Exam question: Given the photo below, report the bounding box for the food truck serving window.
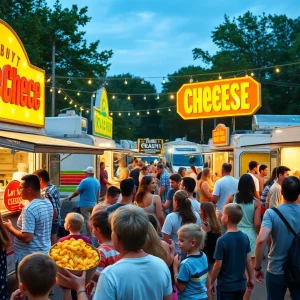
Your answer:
[0,148,31,213]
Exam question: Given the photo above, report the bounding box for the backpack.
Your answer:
[272,207,300,287]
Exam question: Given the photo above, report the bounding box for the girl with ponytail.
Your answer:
[162,190,201,254]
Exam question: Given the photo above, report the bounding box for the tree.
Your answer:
[192,11,300,120]
[106,74,160,140]
[0,0,113,115]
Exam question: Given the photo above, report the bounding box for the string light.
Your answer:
[157,110,160,113]
[93,94,96,98]
[168,108,171,111]
[69,100,73,104]
[110,112,113,116]
[245,73,248,77]
[128,112,131,116]
[80,107,84,111]
[124,79,128,85]
[86,110,89,113]
[46,77,51,82]
[137,112,140,116]
[157,95,160,100]
[58,89,61,93]
[64,96,67,100]
[141,79,145,84]
[67,78,71,84]
[276,67,280,73]
[170,95,175,100]
[50,88,53,92]
[218,74,222,80]
[189,76,193,83]
[88,79,92,84]
[143,95,146,100]
[162,77,166,84]
[147,111,150,114]
[118,112,121,116]
[127,95,131,100]
[77,92,80,96]
[74,104,77,108]
[112,95,115,99]
[251,72,255,77]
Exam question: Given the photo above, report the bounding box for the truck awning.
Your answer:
[241,142,300,148]
[0,131,104,154]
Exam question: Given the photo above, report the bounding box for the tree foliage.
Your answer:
[0,0,113,115]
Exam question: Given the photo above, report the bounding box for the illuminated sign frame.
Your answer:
[212,124,230,146]
[93,88,113,139]
[176,77,261,120]
[0,19,45,128]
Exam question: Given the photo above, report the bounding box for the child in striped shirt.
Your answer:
[86,211,120,296]
[173,223,208,300]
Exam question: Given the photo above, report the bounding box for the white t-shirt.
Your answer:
[212,175,239,213]
[189,198,200,212]
[248,173,259,192]
[162,211,201,253]
[94,255,172,299]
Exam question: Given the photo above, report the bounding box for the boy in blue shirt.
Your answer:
[210,203,254,300]
[173,223,208,300]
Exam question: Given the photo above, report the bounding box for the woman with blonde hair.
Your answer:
[198,168,214,202]
[162,190,201,254]
[135,176,165,227]
[116,159,129,182]
[144,217,174,267]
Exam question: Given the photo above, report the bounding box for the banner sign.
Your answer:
[177,77,261,120]
[4,180,22,211]
[212,124,230,146]
[93,88,113,139]
[138,138,163,155]
[0,19,45,127]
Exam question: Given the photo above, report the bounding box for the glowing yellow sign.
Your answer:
[93,88,113,138]
[0,19,45,127]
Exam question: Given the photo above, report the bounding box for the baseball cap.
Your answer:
[83,166,94,174]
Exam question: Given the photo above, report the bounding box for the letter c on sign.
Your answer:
[184,89,193,114]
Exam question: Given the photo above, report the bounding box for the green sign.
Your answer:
[93,88,113,138]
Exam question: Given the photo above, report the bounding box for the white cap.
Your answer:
[83,166,94,174]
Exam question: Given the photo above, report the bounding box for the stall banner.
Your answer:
[138,138,163,155]
[0,20,45,127]
[4,180,22,211]
[212,124,230,146]
[93,88,113,139]
[177,77,261,120]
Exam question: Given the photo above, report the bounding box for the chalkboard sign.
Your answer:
[138,139,163,155]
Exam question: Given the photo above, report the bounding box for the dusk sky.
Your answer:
[48,0,300,90]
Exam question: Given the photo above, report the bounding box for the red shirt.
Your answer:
[58,234,92,245]
[96,244,120,273]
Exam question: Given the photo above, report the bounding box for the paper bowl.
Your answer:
[49,243,100,288]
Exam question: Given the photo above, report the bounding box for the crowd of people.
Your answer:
[0,159,300,300]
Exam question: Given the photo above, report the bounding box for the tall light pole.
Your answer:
[51,43,56,117]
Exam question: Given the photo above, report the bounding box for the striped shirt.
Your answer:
[14,199,53,263]
[97,245,120,273]
[41,184,61,224]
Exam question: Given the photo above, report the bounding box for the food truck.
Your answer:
[0,19,104,273]
[206,115,300,178]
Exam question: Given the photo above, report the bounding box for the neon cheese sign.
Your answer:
[0,19,45,127]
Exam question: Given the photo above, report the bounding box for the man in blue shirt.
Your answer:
[67,166,100,236]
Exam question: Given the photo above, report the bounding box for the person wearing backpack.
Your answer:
[254,176,300,300]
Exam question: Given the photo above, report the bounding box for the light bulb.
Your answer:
[170,95,174,100]
[128,112,130,116]
[162,77,166,84]
[74,104,77,108]
[137,112,140,116]
[86,110,89,113]
[58,89,61,94]
[93,94,96,98]
[67,78,71,84]
[251,72,255,77]
[141,79,145,84]
[112,95,115,99]
[189,77,193,83]
[143,95,146,100]
[77,92,80,96]
[276,67,280,73]
[50,88,53,92]
[118,112,121,116]
[168,108,171,112]
[69,100,73,104]
[88,79,92,84]
[127,95,131,100]
[80,107,84,111]
[157,110,160,113]
[110,112,113,116]
[245,73,248,77]
[64,96,67,100]
[124,79,128,84]
[147,111,150,114]
[47,77,51,82]
[157,95,160,100]
[218,74,222,80]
